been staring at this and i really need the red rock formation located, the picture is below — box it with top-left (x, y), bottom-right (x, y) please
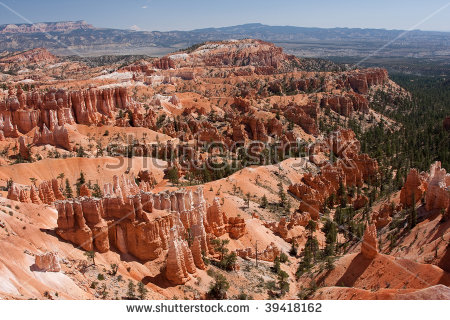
top-left (191, 237), bottom-right (206, 270)
top-left (34, 252), bottom-right (61, 272)
top-left (347, 68), bottom-right (388, 94)
top-left (361, 223), bottom-right (378, 259)
top-left (137, 170), bottom-right (157, 188)
top-left (0, 86), bottom-right (136, 151)
top-left (268, 117), bottom-right (283, 137)
top-left (400, 169), bottom-right (428, 207)
top-left (236, 243), bottom-right (281, 262)
top-left (284, 104), bottom-right (318, 135)
top-left (18, 136), bottom-right (31, 160)
top-left (289, 129), bottom-right (378, 219)
top-left (165, 228), bottom-right (196, 285)
top-left (372, 203), bottom-right (394, 229)
top-left (56, 177), bottom-right (217, 278)
top-left (56, 198), bottom-right (109, 252)
top-left (227, 216), bottom-right (246, 239)
top-left (321, 93), bottom-right (369, 117)
top-left (353, 194), bottom-right (369, 210)
top-left (0, 48), bottom-right (58, 64)
top-left (425, 162), bottom-right (450, 212)
top-left (79, 184), bottom-right (92, 197)
top-left (206, 198), bottom-right (227, 237)
top-left (153, 57), bottom-right (175, 70)
top-left (166, 40), bottom-right (299, 72)
top-left (33, 124), bottom-right (72, 151)
top-left (7, 183), bottom-right (31, 203)
top-left (29, 186), bottom-right (42, 204)
top-left (38, 180), bottom-right (56, 204)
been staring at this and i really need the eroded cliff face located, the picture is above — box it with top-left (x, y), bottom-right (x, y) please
top-left (0, 86), bottom-right (132, 138)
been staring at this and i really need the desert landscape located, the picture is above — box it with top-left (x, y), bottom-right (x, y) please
top-left (0, 19), bottom-right (448, 302)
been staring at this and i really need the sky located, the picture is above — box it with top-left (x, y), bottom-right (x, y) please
top-left (0, 0), bottom-right (449, 32)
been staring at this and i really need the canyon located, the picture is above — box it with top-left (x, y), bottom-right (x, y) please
top-left (0, 39), bottom-right (448, 300)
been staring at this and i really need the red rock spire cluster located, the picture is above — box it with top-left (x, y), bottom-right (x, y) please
top-left (48, 174), bottom-right (246, 284)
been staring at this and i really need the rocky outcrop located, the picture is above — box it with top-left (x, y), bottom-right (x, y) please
top-left (284, 104), bottom-right (318, 135)
top-left (167, 40), bottom-right (299, 72)
top-left (236, 243), bottom-right (281, 262)
top-left (54, 173), bottom-right (248, 284)
top-left (7, 182), bottom-right (31, 203)
top-left (346, 68), bottom-right (388, 94)
top-left (18, 136), bottom-right (31, 160)
top-left (0, 86), bottom-right (136, 151)
top-left (321, 92), bottom-right (369, 117)
top-left (425, 162), bottom-right (450, 212)
top-left (29, 186), bottom-right (42, 204)
top-left (206, 198), bottom-right (227, 237)
top-left (0, 48), bottom-right (57, 64)
top-left (56, 197), bottom-right (109, 252)
top-left (7, 179), bottom-right (65, 204)
top-left (38, 179), bottom-right (64, 204)
top-left (353, 194), bottom-right (369, 210)
top-left (400, 169), bottom-right (428, 207)
top-left (289, 129), bottom-right (378, 219)
top-left (191, 237), bottom-right (206, 270)
top-left (33, 124), bottom-right (72, 150)
top-left (227, 217), bottom-right (246, 239)
top-left (372, 203), bottom-right (394, 229)
top-left (34, 252), bottom-right (61, 272)
top-left (79, 184), bottom-right (92, 197)
top-left (361, 223), bottom-right (378, 259)
top-left (165, 228), bottom-right (196, 285)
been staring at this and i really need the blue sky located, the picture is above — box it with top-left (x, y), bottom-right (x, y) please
top-left (0, 0), bottom-right (449, 32)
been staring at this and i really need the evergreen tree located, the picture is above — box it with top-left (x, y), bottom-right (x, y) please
top-left (64, 178), bottom-right (73, 198)
top-left (75, 171), bottom-right (86, 196)
top-left (92, 182), bottom-right (102, 198)
top-left (167, 166), bottom-right (179, 185)
top-left (277, 182), bottom-right (287, 207)
top-left (127, 280), bottom-right (136, 299)
top-left (137, 281), bottom-right (148, 300)
top-left (261, 194), bottom-right (268, 208)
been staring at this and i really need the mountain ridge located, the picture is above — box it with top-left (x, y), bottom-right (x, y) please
top-left (0, 21), bottom-right (449, 58)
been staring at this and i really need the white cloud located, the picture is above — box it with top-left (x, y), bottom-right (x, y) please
top-left (141, 5), bottom-right (147, 9)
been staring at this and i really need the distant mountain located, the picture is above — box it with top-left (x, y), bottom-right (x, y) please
top-left (0, 20), bottom-right (93, 34)
top-left (0, 21), bottom-right (448, 58)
